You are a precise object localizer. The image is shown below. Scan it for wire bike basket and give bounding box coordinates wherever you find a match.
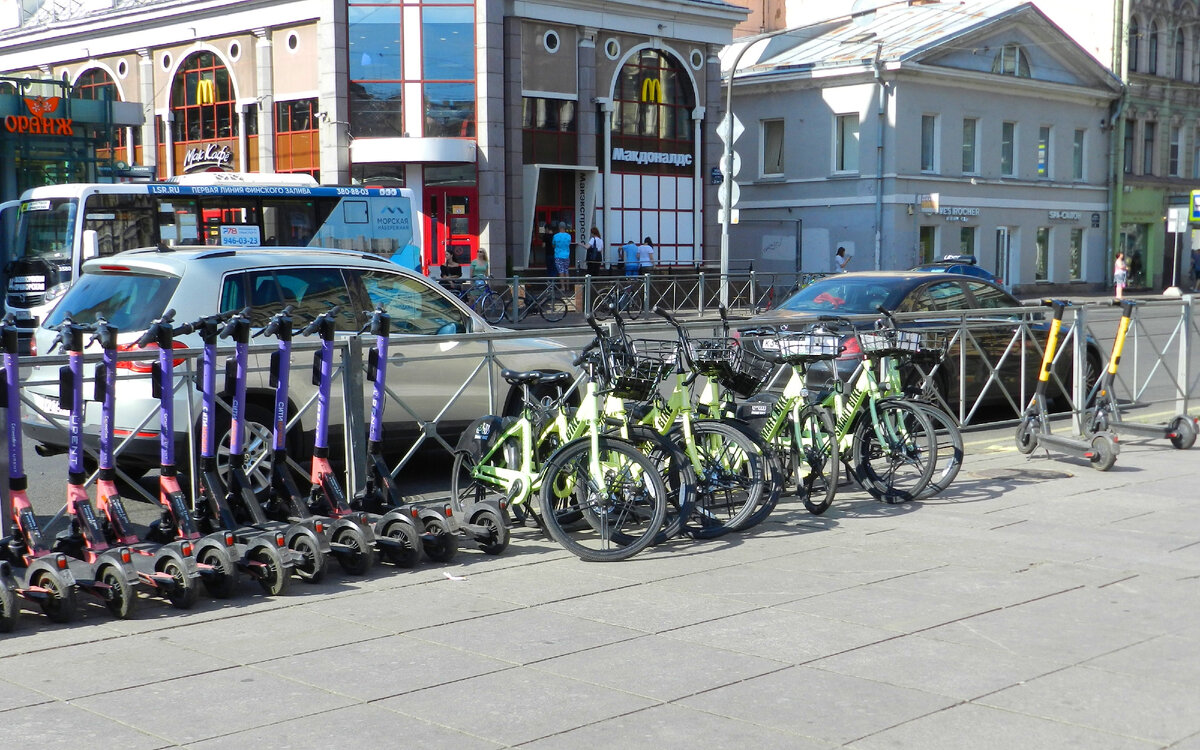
[687,336,773,398]
[768,331,843,362]
[609,339,678,401]
[857,329,922,357]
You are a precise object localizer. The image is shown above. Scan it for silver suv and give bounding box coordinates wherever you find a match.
[23,246,576,484]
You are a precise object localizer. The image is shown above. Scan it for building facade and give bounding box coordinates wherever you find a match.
[722,0,1122,292]
[0,0,746,274]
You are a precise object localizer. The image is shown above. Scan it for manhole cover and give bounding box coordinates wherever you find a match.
[969,468,1074,481]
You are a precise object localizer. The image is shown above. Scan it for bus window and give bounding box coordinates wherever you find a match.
[82,193,158,256]
[15,198,76,262]
[262,200,318,246]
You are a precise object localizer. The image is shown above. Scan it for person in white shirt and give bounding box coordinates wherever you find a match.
[637,237,656,274]
[835,246,850,273]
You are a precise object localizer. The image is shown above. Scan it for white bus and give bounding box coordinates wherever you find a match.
[4,173,420,328]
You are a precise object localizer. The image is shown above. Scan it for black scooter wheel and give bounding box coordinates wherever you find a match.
[379,520,422,568]
[290,533,328,584]
[1090,433,1118,472]
[100,565,138,620]
[198,545,239,598]
[333,525,376,575]
[159,557,200,610]
[471,507,510,556]
[422,517,458,563]
[1170,416,1197,450]
[1015,419,1039,455]
[250,544,292,596]
[34,569,76,623]
[0,580,17,633]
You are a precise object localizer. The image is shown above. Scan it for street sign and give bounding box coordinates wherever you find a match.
[717,181,741,209]
[1168,206,1189,233]
[710,166,723,185]
[715,114,745,145]
[718,208,740,225]
[719,151,742,178]
[1191,190,1200,221]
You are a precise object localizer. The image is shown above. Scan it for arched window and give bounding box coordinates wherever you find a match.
[612,49,696,143]
[1149,21,1159,74]
[73,67,128,163]
[1176,28,1186,79]
[170,51,236,145]
[991,43,1031,78]
[1130,16,1140,72]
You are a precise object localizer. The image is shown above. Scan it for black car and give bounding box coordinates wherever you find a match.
[743,271,1103,416]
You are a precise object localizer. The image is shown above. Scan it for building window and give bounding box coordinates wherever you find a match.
[835,113,859,172]
[1001,121,1015,176]
[1149,21,1159,75]
[921,114,937,172]
[1124,119,1135,173]
[170,51,236,144]
[348,2,403,138]
[918,225,936,264]
[543,30,560,54]
[1037,125,1051,178]
[73,67,128,164]
[1143,121,1156,175]
[962,117,978,173]
[1129,16,1140,73]
[613,49,695,147]
[275,98,319,178]
[960,226,976,257]
[1069,228,1083,281]
[1176,28,1186,79]
[522,97,576,163]
[761,119,784,176]
[1035,226,1050,282]
[422,6,475,137]
[991,43,1030,77]
[1170,125,1182,176]
[1073,128,1085,180]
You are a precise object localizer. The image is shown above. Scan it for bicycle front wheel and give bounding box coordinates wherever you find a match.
[475,292,506,324]
[538,437,668,561]
[793,405,840,515]
[680,420,768,538]
[910,402,963,499]
[851,400,937,504]
[540,294,568,323]
[623,290,644,319]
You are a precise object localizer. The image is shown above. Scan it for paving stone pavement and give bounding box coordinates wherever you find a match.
[1,422,1198,749]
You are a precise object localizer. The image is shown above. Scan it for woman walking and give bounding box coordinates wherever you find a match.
[1113,251,1128,300]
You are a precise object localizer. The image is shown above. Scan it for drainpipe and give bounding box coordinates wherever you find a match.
[873,41,885,271]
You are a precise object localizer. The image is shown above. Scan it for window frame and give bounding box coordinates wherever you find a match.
[921,114,938,173]
[1143,120,1157,175]
[962,117,979,174]
[761,118,785,177]
[1037,125,1052,178]
[1072,128,1086,181]
[833,113,860,173]
[1001,121,1016,177]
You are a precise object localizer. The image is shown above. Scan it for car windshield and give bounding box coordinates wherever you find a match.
[14,197,76,261]
[778,277,909,314]
[43,271,179,331]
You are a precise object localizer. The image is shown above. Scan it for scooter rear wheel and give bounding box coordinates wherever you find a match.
[1015,418,1039,455]
[422,517,459,562]
[1170,416,1197,450]
[379,520,422,568]
[471,506,510,555]
[250,544,292,596]
[1090,433,1118,471]
[198,545,239,598]
[0,579,17,632]
[160,558,200,609]
[333,525,376,575]
[34,569,76,623]
[290,533,328,584]
[100,565,138,620]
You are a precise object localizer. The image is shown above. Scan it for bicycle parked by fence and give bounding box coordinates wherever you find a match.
[592,280,644,320]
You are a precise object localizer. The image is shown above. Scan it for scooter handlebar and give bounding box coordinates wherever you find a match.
[299,306,340,337]
[252,305,296,339]
[217,307,253,339]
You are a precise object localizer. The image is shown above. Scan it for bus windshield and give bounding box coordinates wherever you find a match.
[14,198,76,261]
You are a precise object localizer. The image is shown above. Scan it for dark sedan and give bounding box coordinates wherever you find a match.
[743,271,1103,416]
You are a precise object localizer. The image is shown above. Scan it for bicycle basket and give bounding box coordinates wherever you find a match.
[913,330,948,366]
[858,329,922,357]
[771,332,842,362]
[688,337,772,397]
[609,339,677,400]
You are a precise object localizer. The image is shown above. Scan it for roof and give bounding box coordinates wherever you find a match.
[723,0,1118,89]
[84,246,399,276]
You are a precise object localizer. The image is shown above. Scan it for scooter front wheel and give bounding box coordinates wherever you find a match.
[471,506,510,556]
[1169,416,1197,450]
[290,533,328,584]
[379,520,422,568]
[333,525,376,575]
[0,578,17,633]
[198,545,239,598]
[1015,418,1039,455]
[34,568,76,623]
[250,544,292,596]
[100,564,138,620]
[159,557,200,609]
[1089,433,1118,471]
[421,516,459,563]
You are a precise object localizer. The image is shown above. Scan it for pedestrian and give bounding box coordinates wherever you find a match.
[541,225,555,278]
[1114,251,1127,300]
[552,222,572,280]
[1190,247,1200,291]
[623,239,639,276]
[585,226,604,277]
[637,237,655,274]
[469,248,488,281]
[835,246,850,273]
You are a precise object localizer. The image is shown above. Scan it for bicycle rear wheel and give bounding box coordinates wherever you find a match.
[538,437,668,561]
[475,292,506,324]
[623,290,644,319]
[910,402,963,499]
[592,290,613,320]
[624,424,696,543]
[793,405,839,515]
[679,420,767,538]
[851,400,936,504]
[540,294,568,323]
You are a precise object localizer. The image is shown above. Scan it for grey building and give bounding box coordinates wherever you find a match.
[723,0,1122,292]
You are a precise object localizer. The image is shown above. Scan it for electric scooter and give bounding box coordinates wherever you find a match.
[350,306,457,562]
[217,307,329,583]
[256,306,375,575]
[189,311,295,596]
[139,309,241,598]
[1083,300,1198,449]
[1015,300,1119,470]
[301,307,423,568]
[87,316,201,609]
[47,317,143,618]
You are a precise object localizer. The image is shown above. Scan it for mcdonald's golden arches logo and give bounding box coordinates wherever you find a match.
[196,78,216,106]
[640,77,663,104]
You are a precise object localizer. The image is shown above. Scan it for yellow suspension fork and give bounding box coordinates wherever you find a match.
[1106,302,1134,378]
[1037,301,1066,385]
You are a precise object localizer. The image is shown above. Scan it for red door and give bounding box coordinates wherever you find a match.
[425,187,478,274]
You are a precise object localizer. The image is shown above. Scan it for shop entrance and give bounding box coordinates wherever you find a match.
[425,186,477,276]
[531,206,573,275]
